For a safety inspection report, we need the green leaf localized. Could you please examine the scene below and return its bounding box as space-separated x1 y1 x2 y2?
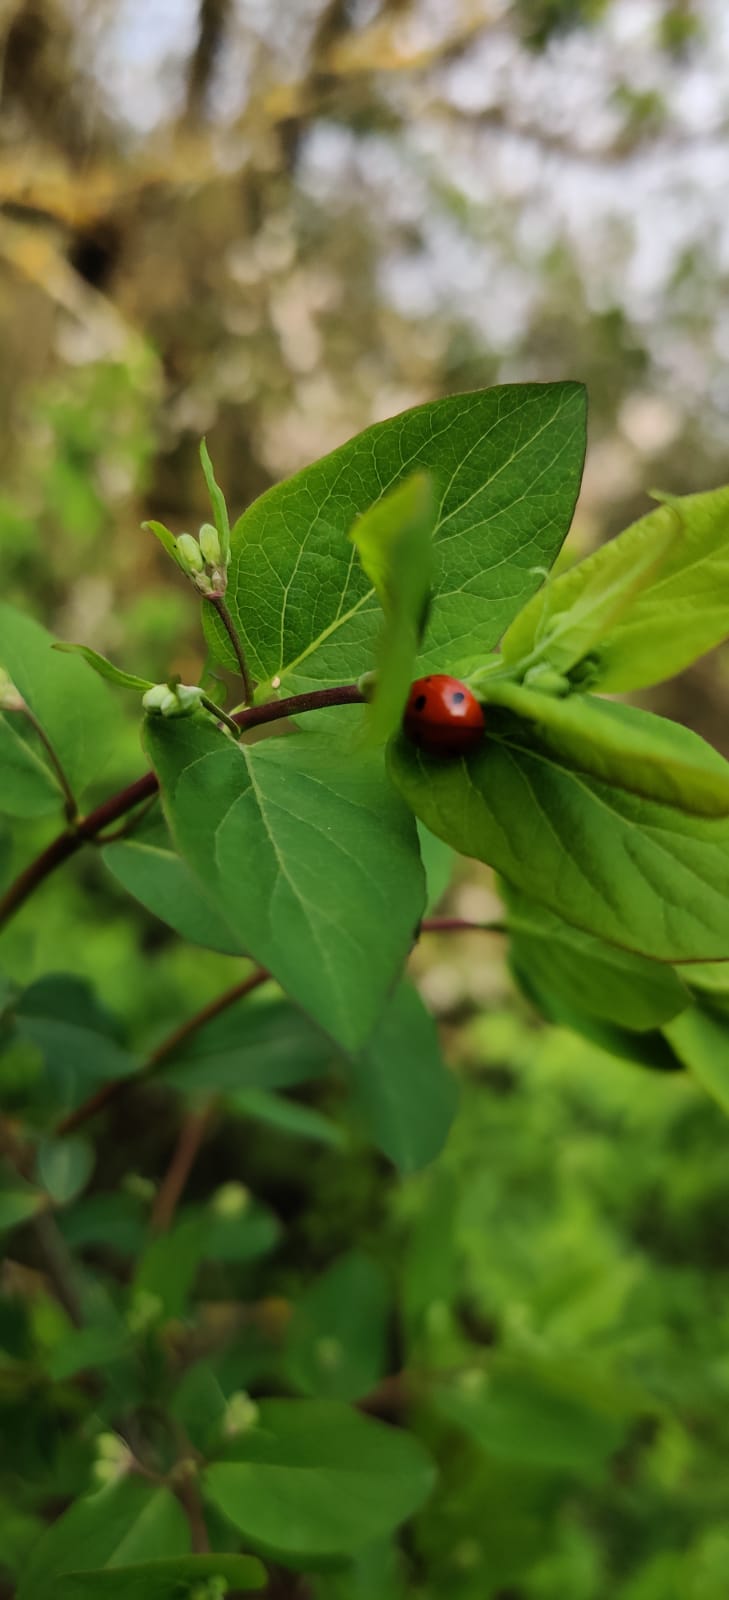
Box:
503 885 689 1031
0 1177 43 1232
508 485 729 692
434 1357 632 1474
0 713 64 816
417 821 456 912
200 439 231 562
145 719 425 1051
36 1136 94 1207
103 811 245 956
345 981 457 1172
513 959 685 1074
204 384 586 694
143 519 187 574
15 976 138 1109
57 1553 265 1598
0 603 113 798
664 1004 729 1112
47 1325 131 1382
389 709 729 963
203 1399 435 1561
51 644 153 692
501 500 679 676
230 1088 345 1148
164 999 329 1095
349 473 435 743
17 1477 190 1600
479 682 729 818
284 1252 390 1402
133 1212 210 1322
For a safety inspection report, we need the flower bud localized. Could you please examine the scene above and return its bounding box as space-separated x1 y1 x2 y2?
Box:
142 683 170 712
212 1180 250 1218
199 522 221 566
143 683 204 718
223 1390 259 1437
176 533 205 574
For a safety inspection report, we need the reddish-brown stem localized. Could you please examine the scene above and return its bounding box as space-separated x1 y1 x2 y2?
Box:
421 916 508 934
0 685 363 930
151 1101 217 1232
56 966 270 1137
208 594 254 706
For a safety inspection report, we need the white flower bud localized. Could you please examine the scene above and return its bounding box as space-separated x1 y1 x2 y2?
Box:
199 522 221 566
176 533 205 574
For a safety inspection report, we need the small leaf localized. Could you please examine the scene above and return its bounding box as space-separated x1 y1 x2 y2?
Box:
0 713 64 816
145 718 425 1051
501 500 678 676
133 1213 210 1322
36 1136 94 1207
57 1554 266 1598
143 519 187 573
503 885 689 1031
17 1478 190 1600
52 644 153 692
349 474 435 743
200 439 231 562
203 1399 435 1561
345 981 457 1172
284 1252 390 1402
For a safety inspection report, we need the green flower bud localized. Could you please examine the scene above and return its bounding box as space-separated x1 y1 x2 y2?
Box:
92 1431 131 1485
176 532 205 574
143 683 204 718
212 1180 250 1218
223 1390 259 1437
199 522 222 566
142 683 170 713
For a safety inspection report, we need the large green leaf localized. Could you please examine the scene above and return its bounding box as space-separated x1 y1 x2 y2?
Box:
503 885 689 1031
505 485 729 692
0 713 64 816
345 981 457 1172
389 716 729 962
17 1478 190 1600
0 603 113 798
145 719 425 1050
349 473 435 743
204 384 586 693
284 1252 390 1401
57 1554 265 1598
478 683 729 818
103 811 244 956
203 1399 435 1561
501 499 679 676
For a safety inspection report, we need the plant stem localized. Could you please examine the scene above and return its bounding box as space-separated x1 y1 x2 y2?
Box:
199 694 243 738
151 1101 217 1232
56 966 270 1136
15 705 78 821
0 685 363 930
209 594 254 705
421 916 508 934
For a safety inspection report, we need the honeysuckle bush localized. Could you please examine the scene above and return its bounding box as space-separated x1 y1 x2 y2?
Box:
3 379 729 1596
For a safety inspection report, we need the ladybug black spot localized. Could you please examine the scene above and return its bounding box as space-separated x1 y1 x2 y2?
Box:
414 694 427 712
452 690 465 704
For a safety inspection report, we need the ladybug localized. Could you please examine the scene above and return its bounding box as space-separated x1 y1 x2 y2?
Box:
403 674 485 756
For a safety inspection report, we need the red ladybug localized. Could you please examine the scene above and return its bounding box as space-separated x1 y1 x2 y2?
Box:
403 674 485 756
